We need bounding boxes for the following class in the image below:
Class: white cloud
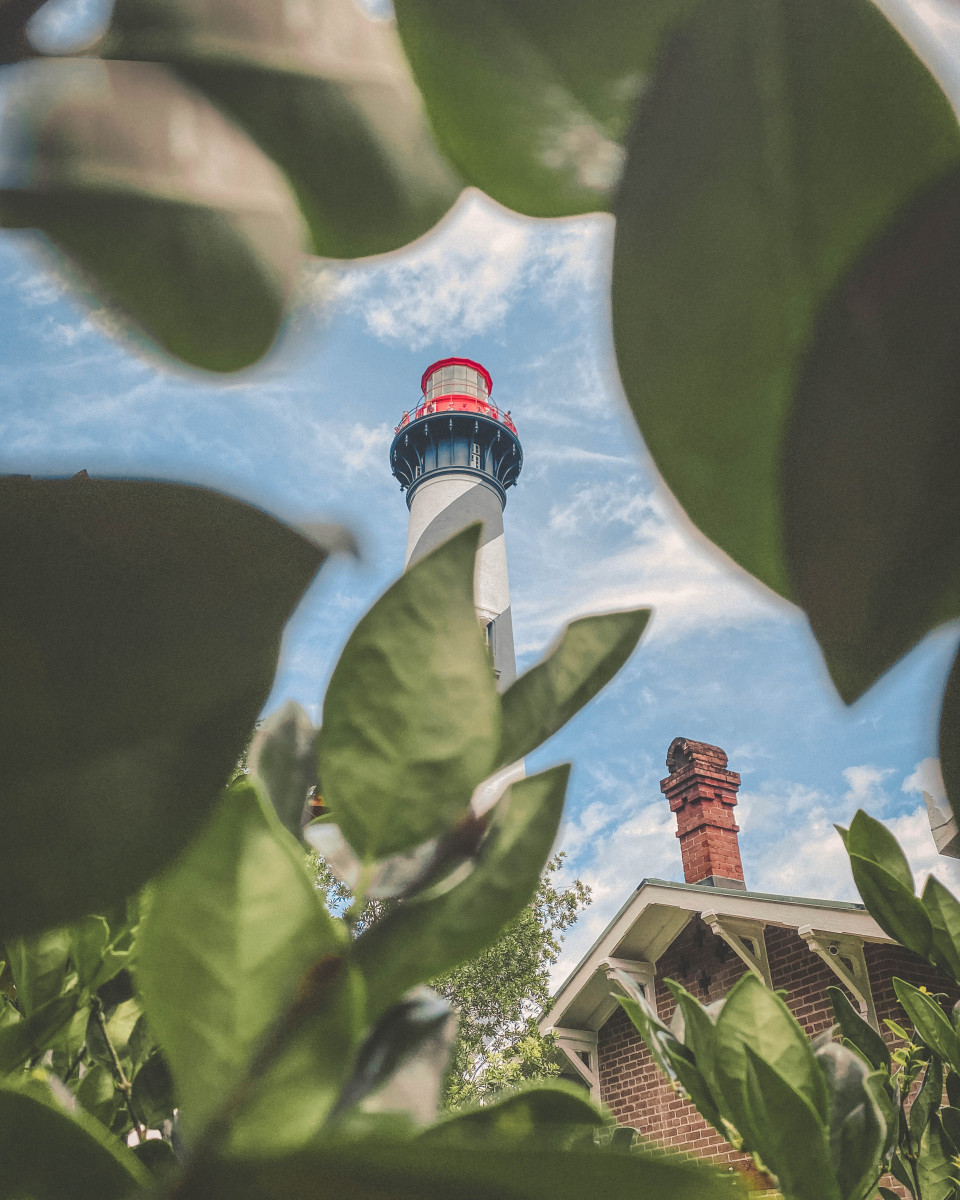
[322,191,610,350]
[903,756,947,804]
[842,764,895,810]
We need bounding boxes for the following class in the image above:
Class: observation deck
[390,357,522,507]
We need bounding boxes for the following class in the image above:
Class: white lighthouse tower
[389,357,523,687]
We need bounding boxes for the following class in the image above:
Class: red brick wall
[597,914,960,1181]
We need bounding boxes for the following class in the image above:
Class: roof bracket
[600,957,657,1008]
[798,926,878,1030]
[546,1027,600,1103]
[701,911,773,988]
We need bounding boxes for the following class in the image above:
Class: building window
[470,442,481,469]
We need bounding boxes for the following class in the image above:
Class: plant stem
[92,997,145,1142]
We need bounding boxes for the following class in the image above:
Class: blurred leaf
[0,1085,148,1198]
[827,987,890,1073]
[104,0,461,258]
[783,168,960,699]
[815,1041,887,1200]
[0,475,331,937]
[940,647,960,829]
[743,1048,840,1200]
[249,701,319,839]
[864,1068,898,1167]
[331,988,454,1122]
[131,1052,174,1129]
[87,998,141,1074]
[664,983,727,1137]
[133,1137,176,1176]
[394,0,700,216]
[941,1104,960,1149]
[909,1056,944,1145]
[169,1137,748,1200]
[354,765,569,1020]
[918,1115,958,1200]
[922,875,960,984]
[422,1082,605,1145]
[847,857,932,958]
[616,993,678,1084]
[75,1062,119,1128]
[69,916,111,991]
[0,991,83,1072]
[318,526,500,862]
[612,0,960,610]
[138,780,360,1153]
[0,58,306,371]
[894,979,960,1073]
[497,610,649,769]
[6,927,71,1015]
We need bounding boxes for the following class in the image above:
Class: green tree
[314,851,591,1108]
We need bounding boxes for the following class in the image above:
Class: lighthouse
[390,357,523,688]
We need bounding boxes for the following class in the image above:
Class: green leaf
[422,1081,605,1146]
[0,474,331,938]
[743,1048,841,1200]
[783,167,960,699]
[923,875,960,985]
[137,780,361,1153]
[0,1085,148,1198]
[910,1056,944,1146]
[6,927,71,1016]
[131,1052,175,1129]
[918,1115,959,1200]
[496,610,649,769]
[615,994,678,1084]
[165,1138,750,1200]
[87,998,141,1074]
[612,0,960,620]
[877,1190,901,1200]
[69,917,112,992]
[815,1041,887,1200]
[394,0,701,217]
[713,973,828,1152]
[0,991,84,1073]
[75,1062,120,1129]
[827,986,891,1072]
[0,58,306,372]
[941,1105,960,1151]
[249,701,319,839]
[848,858,932,958]
[894,979,960,1073]
[104,0,461,259]
[354,765,568,1020]
[661,982,728,1137]
[845,811,915,892]
[317,526,500,862]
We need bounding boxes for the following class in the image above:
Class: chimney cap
[666,737,728,774]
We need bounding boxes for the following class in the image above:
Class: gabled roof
[540,877,892,1034]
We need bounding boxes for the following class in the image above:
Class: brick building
[539,737,958,1170]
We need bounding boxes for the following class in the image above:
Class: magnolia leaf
[0,58,306,371]
[249,700,319,839]
[843,811,915,892]
[422,1082,605,1146]
[130,1052,175,1129]
[354,765,568,1020]
[137,780,361,1153]
[0,475,332,937]
[0,1086,148,1199]
[168,1138,748,1200]
[918,1115,959,1200]
[0,991,83,1073]
[922,875,960,983]
[75,1063,120,1129]
[743,1049,841,1200]
[826,986,890,1072]
[784,168,960,699]
[318,526,500,862]
[616,994,678,1084]
[713,973,828,1152]
[815,1041,887,1200]
[893,979,960,1073]
[909,1057,944,1145]
[5,927,71,1016]
[848,857,932,958]
[612,0,960,611]
[497,609,649,769]
[394,0,701,216]
[103,0,460,258]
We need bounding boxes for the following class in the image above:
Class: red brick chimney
[661,738,745,889]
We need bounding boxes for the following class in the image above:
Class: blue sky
[4,0,960,976]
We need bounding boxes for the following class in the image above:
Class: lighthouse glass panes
[424,363,489,400]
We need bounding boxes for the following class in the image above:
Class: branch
[91,997,146,1142]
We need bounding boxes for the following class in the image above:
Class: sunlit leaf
[848,857,932,958]
[893,979,960,1073]
[318,526,500,862]
[922,875,960,983]
[842,811,915,892]
[826,986,890,1073]
[394,0,700,216]
[137,780,361,1153]
[422,1081,605,1145]
[612,0,960,618]
[497,610,649,769]
[0,475,332,937]
[918,1115,958,1200]
[815,1041,887,1200]
[103,0,461,258]
[5,927,70,1016]
[354,765,568,1019]
[0,58,307,371]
